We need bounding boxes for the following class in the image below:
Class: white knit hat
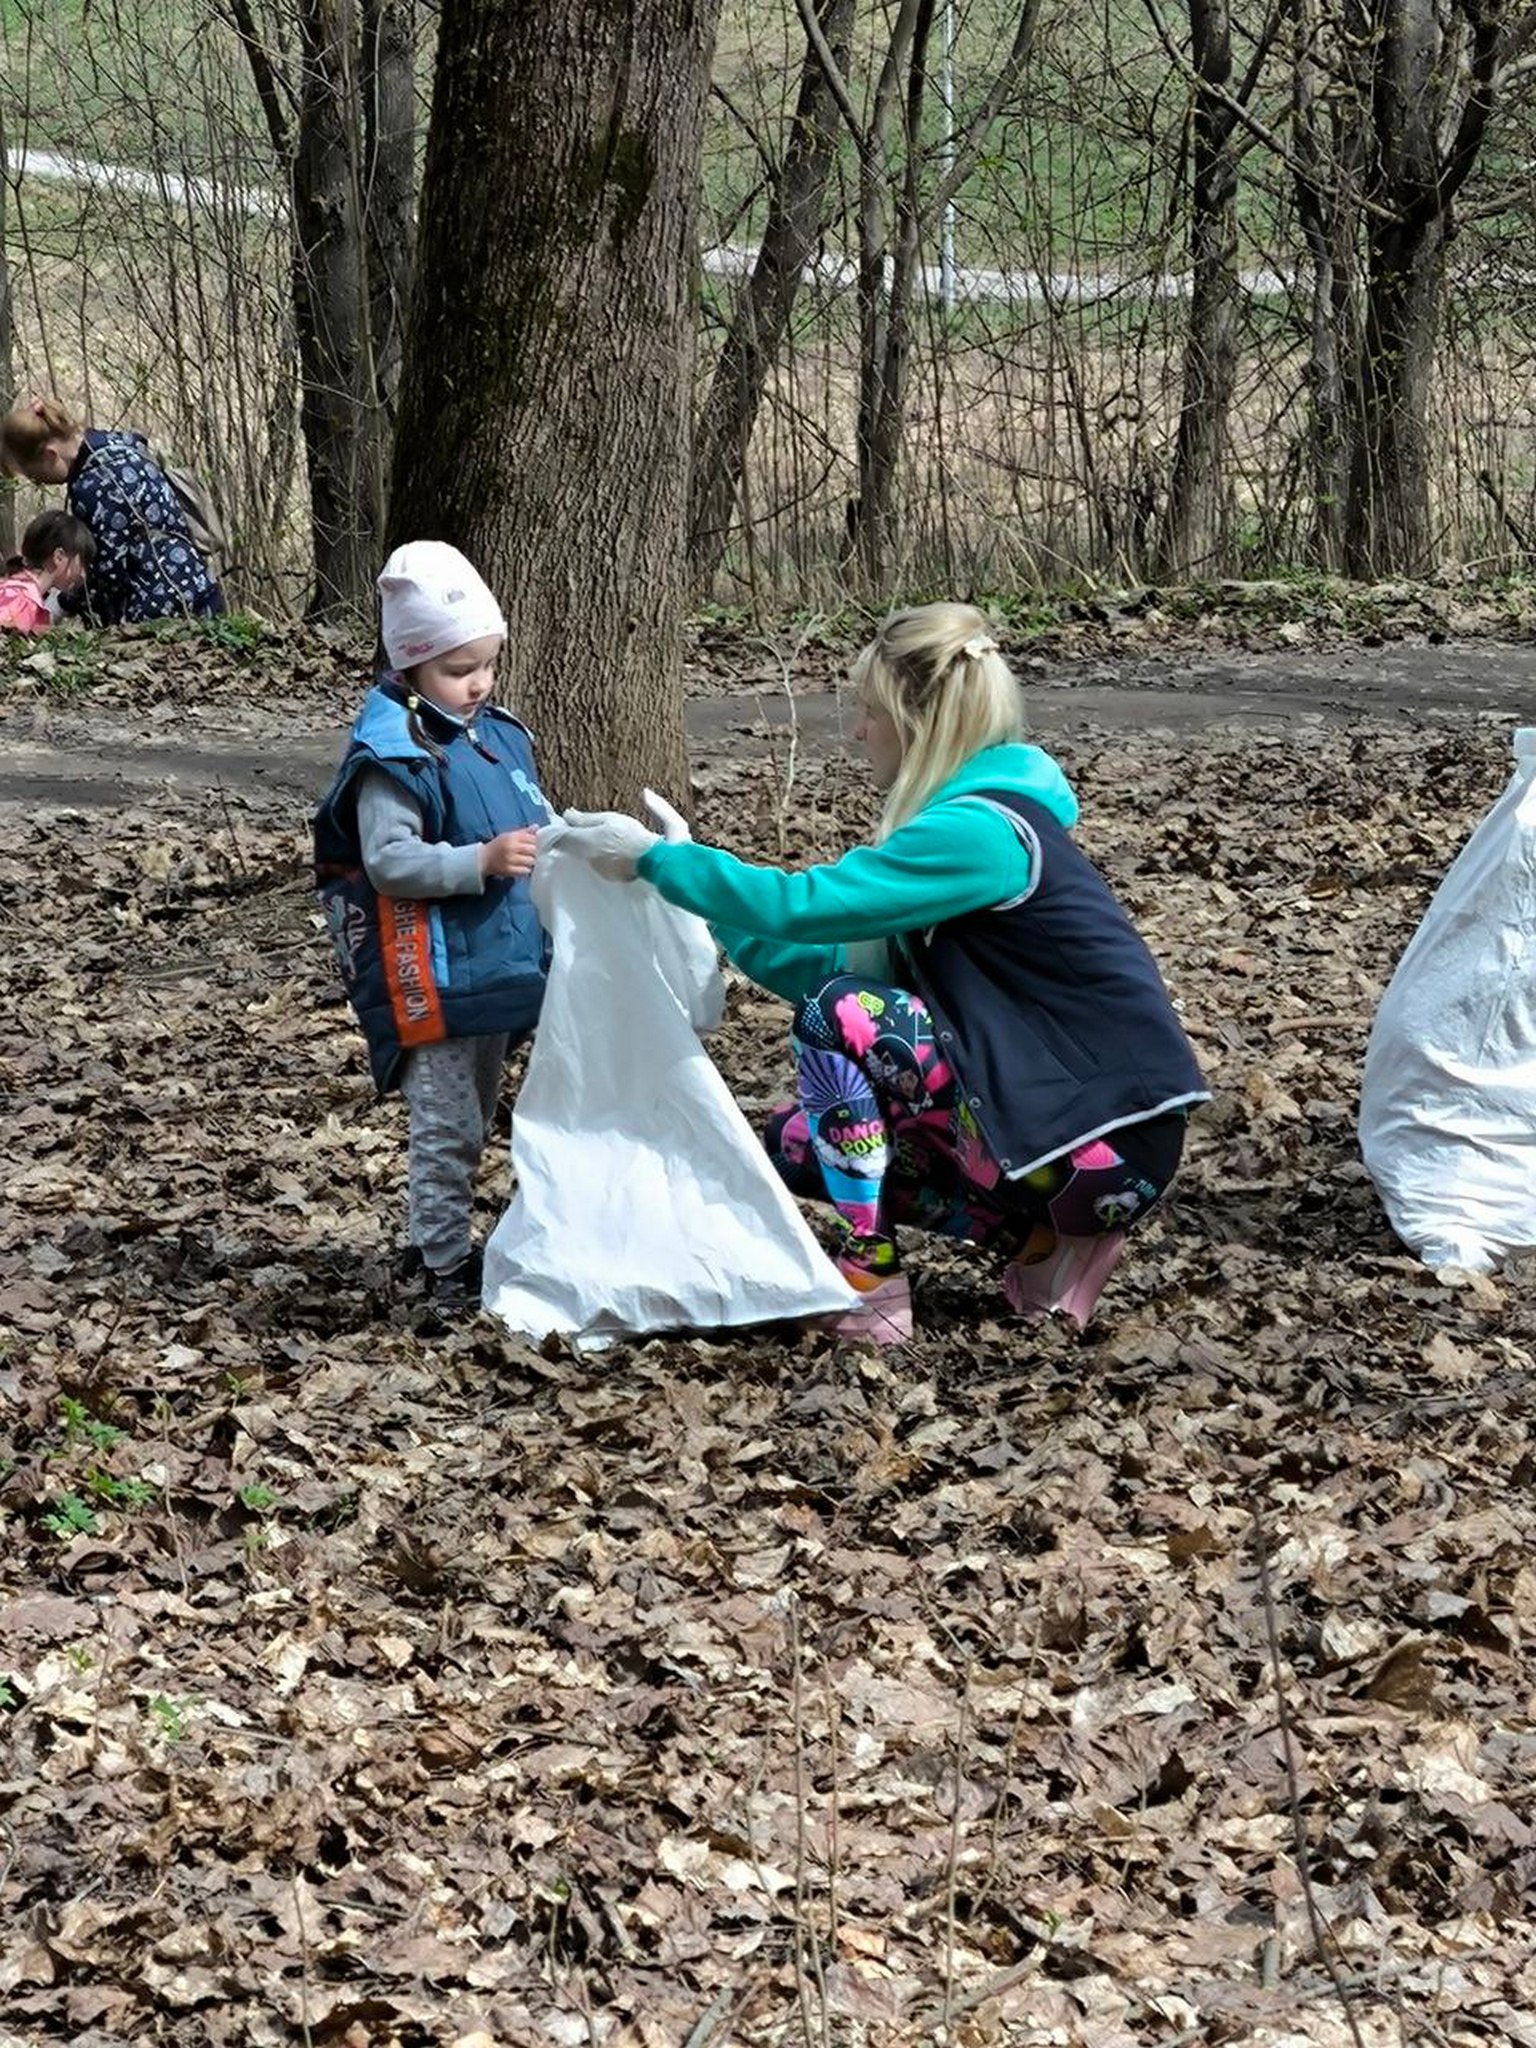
[377,541,506,669]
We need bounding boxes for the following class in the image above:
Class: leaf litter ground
[1,634,1534,2048]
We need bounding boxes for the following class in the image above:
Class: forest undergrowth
[0,627,1533,2046]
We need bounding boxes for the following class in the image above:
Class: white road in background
[6,143,1297,306]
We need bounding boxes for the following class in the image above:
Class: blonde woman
[560,603,1208,1343]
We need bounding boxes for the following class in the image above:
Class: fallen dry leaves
[1,636,1533,2047]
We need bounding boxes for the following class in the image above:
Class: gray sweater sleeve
[356,770,486,898]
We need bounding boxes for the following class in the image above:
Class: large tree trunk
[292,0,385,615]
[389,0,721,811]
[1153,0,1239,580]
[687,0,854,587]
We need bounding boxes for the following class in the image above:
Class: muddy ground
[1,619,1534,2048]
[2,635,1535,812]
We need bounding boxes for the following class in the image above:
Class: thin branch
[223,0,294,162]
[923,0,1043,228]
[1498,1,1536,64]
[791,0,866,153]
[1437,9,1508,216]
[709,79,780,190]
[1234,0,1301,123]
[1250,1499,1369,2048]
[1142,0,1398,220]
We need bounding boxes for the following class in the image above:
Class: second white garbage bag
[483,820,855,1343]
[1360,727,1536,1273]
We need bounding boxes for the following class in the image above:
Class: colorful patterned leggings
[767,975,1180,1277]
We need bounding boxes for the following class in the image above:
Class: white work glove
[642,788,691,844]
[559,808,659,882]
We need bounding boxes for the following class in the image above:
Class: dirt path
[2,637,1534,813]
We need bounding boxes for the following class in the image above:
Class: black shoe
[424,1247,484,1315]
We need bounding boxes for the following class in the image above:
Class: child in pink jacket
[0,511,95,633]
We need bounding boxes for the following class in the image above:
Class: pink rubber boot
[825,1270,913,1345]
[1003,1229,1127,1328]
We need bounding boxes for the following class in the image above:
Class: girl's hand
[480,828,539,879]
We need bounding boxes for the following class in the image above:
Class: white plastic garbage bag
[1360,727,1536,1272]
[483,819,855,1344]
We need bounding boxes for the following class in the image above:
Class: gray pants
[399,1033,510,1272]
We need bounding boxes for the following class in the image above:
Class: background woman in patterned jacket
[0,396,222,625]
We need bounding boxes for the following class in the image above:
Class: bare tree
[688,0,856,587]
[227,0,417,613]
[389,0,722,811]
[806,0,1043,586]
[0,93,15,561]
[1291,0,1362,569]
[1284,0,1536,575]
[1145,0,1292,579]
[361,0,416,415]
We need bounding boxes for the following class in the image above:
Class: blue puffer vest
[313,677,553,1093]
[898,790,1209,1177]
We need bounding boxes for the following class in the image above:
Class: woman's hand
[642,789,691,844]
[559,810,660,881]
[479,827,539,879]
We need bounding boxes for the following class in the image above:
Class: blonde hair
[0,397,81,479]
[854,602,1023,838]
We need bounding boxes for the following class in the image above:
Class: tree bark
[1345,213,1443,576]
[360,0,416,419]
[1291,0,1360,572]
[1339,0,1442,578]
[229,0,404,614]
[1153,0,1240,580]
[687,0,854,586]
[292,0,385,615]
[855,0,936,585]
[0,93,15,562]
[388,0,722,811]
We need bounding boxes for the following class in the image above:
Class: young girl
[0,511,95,632]
[313,542,553,1312]
[0,397,221,625]
[560,602,1208,1343]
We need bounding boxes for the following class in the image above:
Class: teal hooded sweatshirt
[637,742,1078,1003]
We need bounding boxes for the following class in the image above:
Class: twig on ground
[1250,1497,1369,2048]
[156,1396,190,1601]
[682,1984,738,2048]
[826,1677,842,1950]
[214,777,249,879]
[1271,1013,1369,1033]
[789,1596,831,2048]
[292,1876,314,2048]
[941,1667,972,2035]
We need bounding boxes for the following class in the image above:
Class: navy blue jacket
[899,790,1209,1177]
[314,678,552,1093]
[65,431,222,625]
